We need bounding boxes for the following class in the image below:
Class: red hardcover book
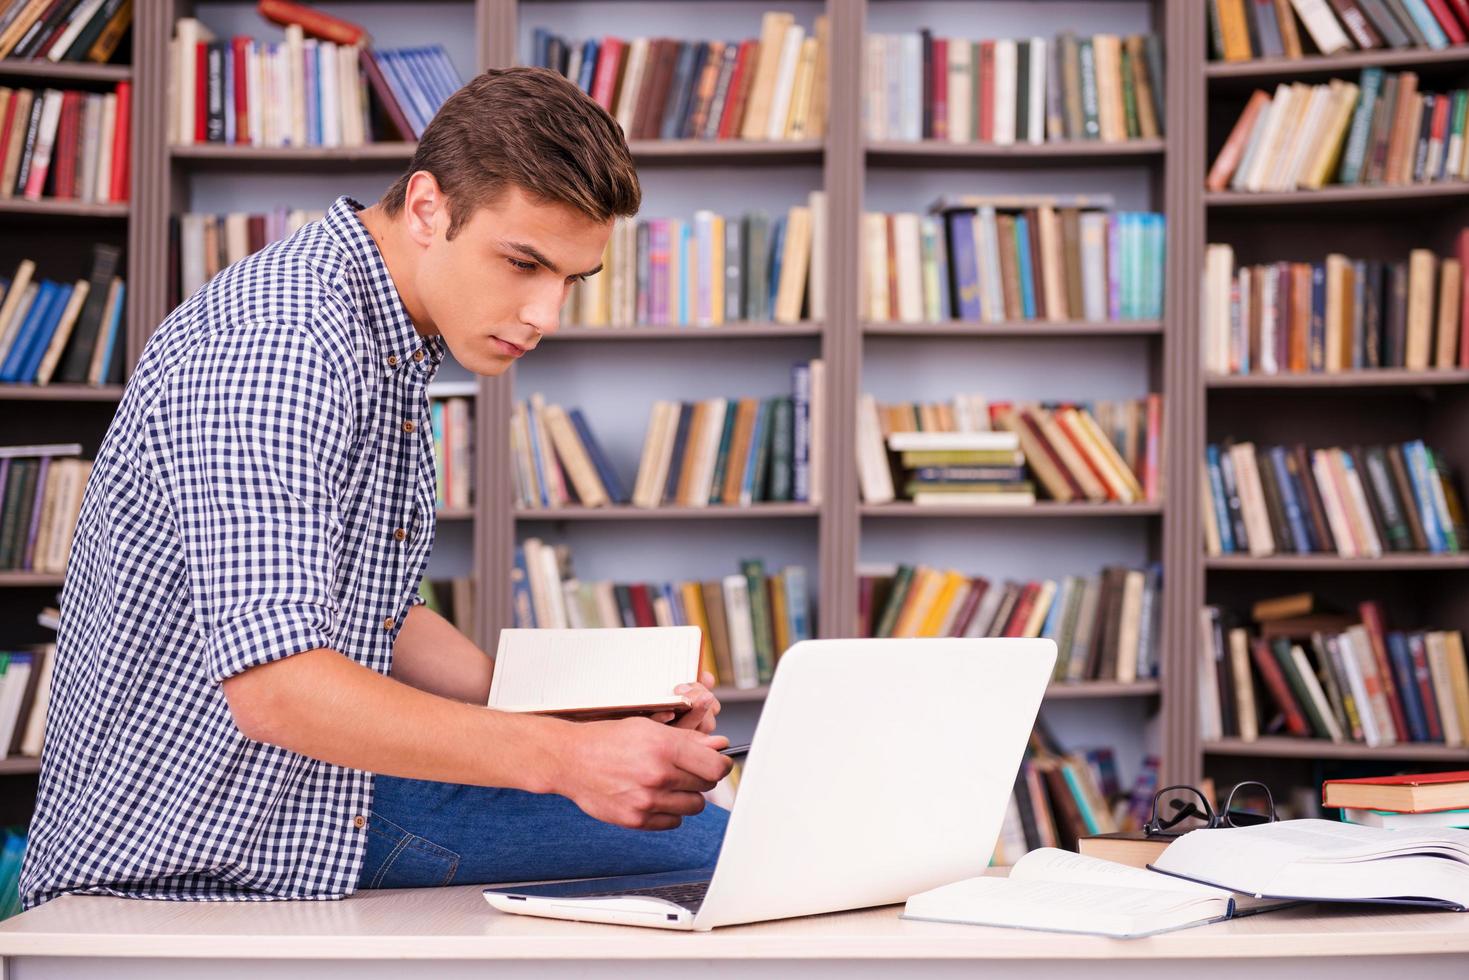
[232,36,250,145]
[257,0,367,45]
[359,48,415,142]
[51,90,81,200]
[1017,407,1087,500]
[1249,637,1312,736]
[246,214,266,253]
[1358,600,1410,741]
[1424,0,1469,43]
[0,92,20,172]
[108,79,129,202]
[1143,393,1163,503]
[194,41,208,143]
[1448,0,1469,32]
[717,39,758,140]
[1406,633,1444,742]
[932,37,948,142]
[637,39,680,140]
[590,36,626,113]
[627,583,657,628]
[948,577,989,637]
[1002,582,1039,637]
[1323,770,1469,812]
[978,40,995,142]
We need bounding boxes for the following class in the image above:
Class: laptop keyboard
[581,879,711,912]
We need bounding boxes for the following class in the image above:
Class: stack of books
[1209,69,1469,194]
[858,562,1162,685]
[0,82,132,203]
[0,444,90,573]
[0,0,131,63]
[512,393,625,510]
[566,194,826,328]
[864,30,1164,145]
[1199,597,1469,746]
[1203,440,1467,556]
[0,246,125,387]
[865,196,1165,325]
[429,387,474,511]
[170,14,463,146]
[886,430,1035,506]
[416,576,474,638]
[174,208,323,303]
[1204,241,1469,375]
[530,11,828,143]
[857,394,1162,507]
[0,645,48,761]
[628,360,825,509]
[1324,770,1469,829]
[512,539,811,690]
[1209,0,1469,60]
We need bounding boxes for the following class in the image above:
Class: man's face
[413,184,611,376]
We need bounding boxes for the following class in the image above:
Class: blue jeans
[354,775,730,890]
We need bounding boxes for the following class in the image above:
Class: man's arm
[390,603,493,703]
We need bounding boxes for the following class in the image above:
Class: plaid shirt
[20,197,445,908]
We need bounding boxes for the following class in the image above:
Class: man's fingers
[671,733,734,783]
[648,790,708,817]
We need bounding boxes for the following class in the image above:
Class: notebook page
[489,627,701,713]
[904,876,1226,937]
[1012,847,1234,900]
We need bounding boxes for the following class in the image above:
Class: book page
[904,876,1226,937]
[488,627,700,714]
[1012,847,1234,900]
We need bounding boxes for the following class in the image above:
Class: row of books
[1209,0,1469,61]
[857,395,1163,507]
[1203,240,1469,375]
[512,539,811,690]
[883,430,1035,507]
[174,208,322,304]
[429,393,473,511]
[0,82,131,203]
[0,444,90,574]
[857,563,1162,685]
[1199,598,1469,747]
[171,17,462,146]
[0,645,47,760]
[1205,440,1466,557]
[0,246,125,387]
[864,196,1165,325]
[530,11,828,143]
[864,31,1164,145]
[0,0,130,63]
[1209,70,1469,194]
[565,195,825,329]
[417,576,474,639]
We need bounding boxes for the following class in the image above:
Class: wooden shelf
[0,60,130,84]
[862,502,1162,518]
[625,139,822,165]
[436,507,475,521]
[0,384,124,401]
[866,138,1164,167]
[1206,554,1469,571]
[710,681,1160,705]
[1208,369,1469,389]
[713,685,769,704]
[0,757,41,776]
[865,320,1163,338]
[0,197,127,219]
[517,504,819,521]
[1206,182,1469,210]
[168,143,418,170]
[551,323,821,341]
[1204,736,1469,762]
[0,572,65,587]
[1205,48,1469,86]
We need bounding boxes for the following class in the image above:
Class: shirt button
[402,420,416,433]
[412,349,426,363]
[393,528,407,542]
[383,617,396,630]
[352,815,366,829]
[386,354,398,367]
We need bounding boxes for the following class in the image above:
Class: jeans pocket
[362,814,461,889]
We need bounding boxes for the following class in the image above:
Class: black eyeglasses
[1142,781,1278,838]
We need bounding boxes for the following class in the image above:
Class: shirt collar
[324,196,446,376]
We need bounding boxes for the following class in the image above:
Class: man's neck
[355,203,439,338]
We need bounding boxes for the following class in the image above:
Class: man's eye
[509,258,537,272]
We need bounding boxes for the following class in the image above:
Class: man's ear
[402,171,446,248]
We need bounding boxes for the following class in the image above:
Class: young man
[20,67,732,909]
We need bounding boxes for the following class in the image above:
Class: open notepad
[902,848,1243,939]
[488,627,701,717]
[1148,818,1469,910]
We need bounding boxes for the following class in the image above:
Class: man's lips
[491,336,527,357]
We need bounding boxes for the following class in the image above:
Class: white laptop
[482,636,1056,930]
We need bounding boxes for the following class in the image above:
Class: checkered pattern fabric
[20,197,445,909]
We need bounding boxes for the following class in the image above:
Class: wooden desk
[2,884,1467,980]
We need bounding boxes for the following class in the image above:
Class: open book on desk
[1147,818,1469,911]
[488,627,700,717]
[902,848,1281,939]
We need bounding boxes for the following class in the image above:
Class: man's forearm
[390,603,494,703]
[225,647,565,792]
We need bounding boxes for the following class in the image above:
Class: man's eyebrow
[504,240,601,279]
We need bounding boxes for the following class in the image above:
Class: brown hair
[381,66,641,237]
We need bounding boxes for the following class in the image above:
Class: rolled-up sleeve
[152,324,356,684]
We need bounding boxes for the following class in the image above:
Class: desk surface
[2,885,1469,961]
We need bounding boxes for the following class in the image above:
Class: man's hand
[650,670,722,734]
[556,716,733,830]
